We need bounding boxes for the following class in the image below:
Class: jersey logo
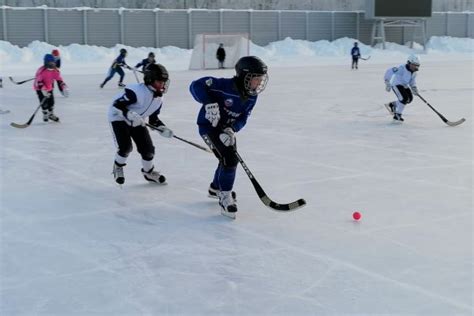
[224,98,233,108]
[205,78,213,86]
[392,67,398,72]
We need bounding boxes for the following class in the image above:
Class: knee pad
[118,145,132,158]
[139,146,155,161]
[220,152,238,168]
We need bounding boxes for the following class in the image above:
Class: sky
[0,36,473,315]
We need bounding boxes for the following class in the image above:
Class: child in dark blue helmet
[100,48,131,88]
[189,56,269,219]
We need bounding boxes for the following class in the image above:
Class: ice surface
[0,38,472,315]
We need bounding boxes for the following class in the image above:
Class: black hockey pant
[111,121,155,161]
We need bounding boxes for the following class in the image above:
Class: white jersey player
[107,64,174,185]
[384,54,420,122]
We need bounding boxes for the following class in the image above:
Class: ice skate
[393,113,404,122]
[118,82,126,88]
[384,102,395,115]
[48,111,60,122]
[142,167,166,184]
[218,190,238,219]
[208,183,236,200]
[112,162,125,185]
[42,110,49,122]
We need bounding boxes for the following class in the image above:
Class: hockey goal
[189,33,250,70]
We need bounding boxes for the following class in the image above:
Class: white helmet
[407,54,421,66]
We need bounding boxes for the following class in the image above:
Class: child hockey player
[135,52,156,72]
[33,53,68,122]
[101,48,131,88]
[351,42,360,69]
[108,64,174,185]
[384,54,420,122]
[189,56,269,219]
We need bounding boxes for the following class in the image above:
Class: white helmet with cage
[407,54,421,66]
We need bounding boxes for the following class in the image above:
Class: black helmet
[148,52,155,58]
[144,63,170,95]
[235,56,268,96]
[120,48,127,55]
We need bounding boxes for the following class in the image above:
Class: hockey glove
[59,82,69,97]
[126,111,145,127]
[41,90,52,98]
[204,103,220,127]
[411,86,419,96]
[156,125,174,138]
[385,81,392,92]
[219,127,235,147]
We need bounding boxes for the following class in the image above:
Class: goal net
[189,33,250,70]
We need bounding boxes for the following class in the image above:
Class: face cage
[243,73,269,96]
[150,79,170,95]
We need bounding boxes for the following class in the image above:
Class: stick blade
[262,196,307,212]
[446,118,466,127]
[10,122,29,128]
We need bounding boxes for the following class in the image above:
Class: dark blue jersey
[112,54,128,69]
[189,76,258,135]
[351,47,360,58]
[135,58,154,71]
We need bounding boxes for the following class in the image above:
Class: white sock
[115,153,127,165]
[395,101,405,114]
[141,159,153,172]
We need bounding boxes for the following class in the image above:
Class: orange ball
[352,211,361,221]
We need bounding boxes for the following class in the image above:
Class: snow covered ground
[0,37,473,315]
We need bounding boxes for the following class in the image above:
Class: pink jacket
[33,66,63,92]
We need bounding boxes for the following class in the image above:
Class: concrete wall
[1,0,473,12]
[1,7,472,48]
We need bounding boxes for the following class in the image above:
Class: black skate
[118,83,126,88]
[384,102,396,115]
[48,112,60,122]
[393,113,404,122]
[113,162,125,185]
[142,167,166,184]
[208,183,237,200]
[218,191,238,219]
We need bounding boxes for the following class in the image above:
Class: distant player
[189,56,269,219]
[108,64,174,185]
[135,52,156,72]
[351,42,361,69]
[33,53,68,122]
[101,48,131,88]
[216,43,226,69]
[384,54,420,122]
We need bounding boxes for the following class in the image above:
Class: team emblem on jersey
[205,78,213,86]
[224,98,233,108]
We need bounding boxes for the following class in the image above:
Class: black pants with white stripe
[393,85,413,105]
[111,121,155,161]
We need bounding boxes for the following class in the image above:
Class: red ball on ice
[352,211,361,221]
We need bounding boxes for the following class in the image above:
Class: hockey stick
[132,68,141,83]
[146,123,212,153]
[9,77,35,85]
[10,98,48,128]
[417,94,466,127]
[233,149,306,212]
[360,56,371,61]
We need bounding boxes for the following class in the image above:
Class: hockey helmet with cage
[234,56,268,96]
[144,63,170,96]
[119,48,127,55]
[43,54,56,68]
[407,54,420,66]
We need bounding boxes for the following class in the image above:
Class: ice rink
[0,55,473,315]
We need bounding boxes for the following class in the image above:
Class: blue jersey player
[189,56,269,219]
[101,48,131,88]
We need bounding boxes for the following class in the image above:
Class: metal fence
[1,7,473,48]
